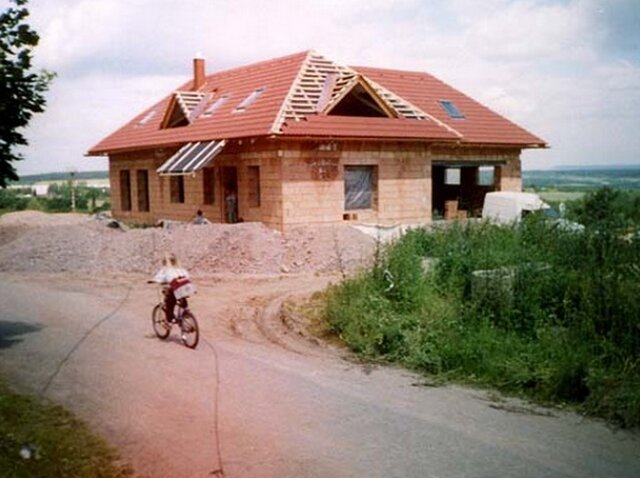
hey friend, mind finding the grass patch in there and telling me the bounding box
[321,188,640,428]
[0,379,134,477]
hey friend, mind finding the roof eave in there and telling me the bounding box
[278,133,459,143]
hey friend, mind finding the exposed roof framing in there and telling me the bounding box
[177,91,210,119]
[270,51,359,133]
[365,78,427,120]
[162,91,211,128]
[271,51,441,134]
[364,78,463,138]
[323,77,397,118]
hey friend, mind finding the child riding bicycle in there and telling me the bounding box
[149,253,193,323]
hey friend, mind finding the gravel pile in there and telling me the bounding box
[0,211,376,276]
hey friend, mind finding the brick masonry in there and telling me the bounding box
[108,139,523,230]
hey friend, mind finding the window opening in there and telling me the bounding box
[119,170,131,211]
[170,176,185,203]
[344,166,377,210]
[439,100,464,119]
[478,166,495,186]
[329,83,389,117]
[234,88,265,113]
[445,168,461,185]
[248,166,260,207]
[162,91,209,128]
[136,170,149,212]
[202,95,229,117]
[203,168,215,205]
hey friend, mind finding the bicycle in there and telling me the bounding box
[150,285,199,349]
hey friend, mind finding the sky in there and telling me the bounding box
[7,0,640,174]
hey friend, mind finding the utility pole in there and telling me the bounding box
[69,171,76,211]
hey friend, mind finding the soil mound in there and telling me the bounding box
[0,212,377,276]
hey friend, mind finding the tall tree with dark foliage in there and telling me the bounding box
[0,0,54,187]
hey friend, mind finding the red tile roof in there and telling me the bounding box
[282,115,458,141]
[88,51,308,154]
[354,66,545,147]
[88,51,545,155]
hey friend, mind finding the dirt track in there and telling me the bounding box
[1,212,640,477]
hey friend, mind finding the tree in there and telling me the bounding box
[0,0,54,187]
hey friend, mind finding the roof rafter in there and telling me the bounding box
[271,51,443,134]
[323,76,398,118]
[161,91,211,128]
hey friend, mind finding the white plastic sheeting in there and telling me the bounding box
[344,166,374,210]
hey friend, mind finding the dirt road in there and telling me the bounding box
[1,272,639,478]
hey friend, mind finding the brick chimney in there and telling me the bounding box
[193,55,205,91]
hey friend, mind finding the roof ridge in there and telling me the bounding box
[202,50,311,81]
[352,65,432,77]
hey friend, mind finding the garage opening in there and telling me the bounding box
[432,163,501,220]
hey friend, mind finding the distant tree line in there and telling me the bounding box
[0,183,110,213]
[15,170,109,185]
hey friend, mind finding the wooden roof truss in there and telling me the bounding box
[161,91,211,128]
[365,78,427,120]
[271,52,358,133]
[271,51,435,133]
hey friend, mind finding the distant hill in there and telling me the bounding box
[551,164,640,171]
[16,171,109,184]
[523,167,640,190]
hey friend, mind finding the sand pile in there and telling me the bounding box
[0,211,377,276]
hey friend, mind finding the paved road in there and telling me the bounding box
[1,272,638,478]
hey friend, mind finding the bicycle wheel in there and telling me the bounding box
[152,303,171,339]
[180,311,199,349]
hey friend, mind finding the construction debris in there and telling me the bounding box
[0,211,377,276]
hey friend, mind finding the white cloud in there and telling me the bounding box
[12,0,640,174]
[462,1,596,63]
[20,72,182,174]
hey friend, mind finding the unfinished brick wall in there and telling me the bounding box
[278,141,433,229]
[109,149,225,224]
[495,155,523,191]
[214,141,283,229]
[108,141,523,230]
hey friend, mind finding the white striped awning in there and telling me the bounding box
[157,140,226,175]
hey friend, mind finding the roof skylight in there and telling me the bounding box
[439,100,464,119]
[202,95,230,117]
[234,87,265,113]
[137,109,157,126]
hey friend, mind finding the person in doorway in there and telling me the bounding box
[225,189,237,223]
[192,209,211,225]
[149,253,190,323]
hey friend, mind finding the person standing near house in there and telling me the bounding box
[225,189,237,223]
[192,209,211,225]
[149,253,190,323]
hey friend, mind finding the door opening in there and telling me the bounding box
[222,167,238,223]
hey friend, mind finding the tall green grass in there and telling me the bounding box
[0,379,134,477]
[324,189,640,427]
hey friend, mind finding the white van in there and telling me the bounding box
[482,191,551,224]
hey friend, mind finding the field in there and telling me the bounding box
[523,167,640,191]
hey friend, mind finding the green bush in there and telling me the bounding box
[0,189,29,211]
[323,187,640,427]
